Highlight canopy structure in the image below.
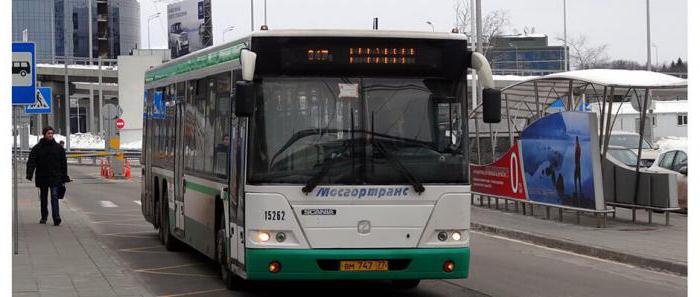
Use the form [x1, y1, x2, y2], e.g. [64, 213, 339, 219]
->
[469, 69, 687, 201]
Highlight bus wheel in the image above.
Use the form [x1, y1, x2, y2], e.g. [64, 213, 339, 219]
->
[217, 216, 243, 290]
[161, 194, 178, 251]
[392, 280, 420, 289]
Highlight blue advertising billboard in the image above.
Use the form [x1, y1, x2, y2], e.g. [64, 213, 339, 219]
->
[519, 112, 605, 210]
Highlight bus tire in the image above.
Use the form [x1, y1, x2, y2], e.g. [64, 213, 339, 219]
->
[392, 280, 420, 289]
[217, 215, 243, 290]
[161, 191, 179, 251]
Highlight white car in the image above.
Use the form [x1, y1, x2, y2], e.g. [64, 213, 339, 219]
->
[649, 148, 688, 210]
[607, 131, 659, 167]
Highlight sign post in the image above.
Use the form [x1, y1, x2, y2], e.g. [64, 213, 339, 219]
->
[12, 42, 36, 255]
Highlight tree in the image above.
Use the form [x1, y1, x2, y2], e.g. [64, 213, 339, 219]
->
[454, 0, 511, 55]
[558, 35, 608, 70]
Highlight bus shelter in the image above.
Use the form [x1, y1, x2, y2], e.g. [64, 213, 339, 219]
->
[469, 69, 687, 224]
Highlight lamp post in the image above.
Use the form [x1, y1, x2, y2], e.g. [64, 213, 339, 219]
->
[426, 21, 434, 32]
[222, 26, 236, 43]
[646, 0, 651, 71]
[652, 43, 658, 68]
[148, 12, 161, 49]
[563, 0, 568, 71]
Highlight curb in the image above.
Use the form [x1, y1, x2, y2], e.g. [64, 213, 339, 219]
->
[471, 222, 687, 276]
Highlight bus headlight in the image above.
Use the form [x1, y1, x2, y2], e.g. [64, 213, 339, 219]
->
[437, 231, 448, 241]
[257, 231, 271, 242]
[275, 232, 286, 243]
[451, 232, 462, 241]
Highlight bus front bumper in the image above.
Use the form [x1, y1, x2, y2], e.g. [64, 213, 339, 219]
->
[245, 247, 469, 280]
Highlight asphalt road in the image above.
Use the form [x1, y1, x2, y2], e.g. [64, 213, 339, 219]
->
[62, 165, 686, 297]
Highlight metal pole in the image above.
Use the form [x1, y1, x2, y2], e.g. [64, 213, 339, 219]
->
[563, 0, 568, 71]
[476, 0, 483, 53]
[633, 89, 650, 204]
[89, 86, 94, 133]
[505, 94, 513, 146]
[13, 107, 18, 255]
[64, 62, 71, 150]
[250, 0, 255, 32]
[98, 57, 103, 133]
[87, 0, 93, 64]
[264, 0, 268, 25]
[646, 0, 652, 71]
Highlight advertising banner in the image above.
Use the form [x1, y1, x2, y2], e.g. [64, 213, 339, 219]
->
[519, 112, 604, 210]
[167, 0, 212, 58]
[470, 143, 527, 200]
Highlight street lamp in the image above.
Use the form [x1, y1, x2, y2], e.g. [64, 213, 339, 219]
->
[148, 12, 161, 49]
[222, 26, 236, 43]
[652, 43, 659, 67]
[426, 21, 435, 32]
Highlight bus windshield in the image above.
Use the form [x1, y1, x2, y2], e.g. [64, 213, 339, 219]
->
[248, 77, 468, 185]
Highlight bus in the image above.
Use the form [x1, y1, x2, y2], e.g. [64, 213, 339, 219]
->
[141, 29, 501, 289]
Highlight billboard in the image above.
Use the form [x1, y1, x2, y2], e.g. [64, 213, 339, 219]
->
[470, 143, 527, 200]
[167, 0, 212, 58]
[519, 112, 604, 210]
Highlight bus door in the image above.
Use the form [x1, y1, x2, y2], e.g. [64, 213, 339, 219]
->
[142, 93, 153, 221]
[229, 115, 246, 266]
[173, 91, 186, 235]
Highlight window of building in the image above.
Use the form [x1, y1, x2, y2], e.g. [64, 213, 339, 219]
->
[677, 113, 688, 126]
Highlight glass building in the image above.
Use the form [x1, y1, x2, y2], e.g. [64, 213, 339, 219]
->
[13, 0, 141, 63]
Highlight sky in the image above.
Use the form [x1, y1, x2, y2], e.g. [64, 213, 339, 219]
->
[138, 0, 687, 66]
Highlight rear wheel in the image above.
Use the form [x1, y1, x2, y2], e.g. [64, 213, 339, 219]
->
[217, 215, 243, 290]
[392, 280, 421, 289]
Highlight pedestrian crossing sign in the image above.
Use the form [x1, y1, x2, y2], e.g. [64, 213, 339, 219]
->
[25, 87, 52, 114]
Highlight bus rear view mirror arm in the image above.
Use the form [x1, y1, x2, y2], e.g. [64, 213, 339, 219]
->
[470, 51, 501, 124]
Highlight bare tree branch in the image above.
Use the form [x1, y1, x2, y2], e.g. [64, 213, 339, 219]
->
[454, 0, 511, 53]
[557, 35, 609, 70]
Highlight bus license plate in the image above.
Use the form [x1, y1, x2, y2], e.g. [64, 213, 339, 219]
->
[339, 260, 389, 271]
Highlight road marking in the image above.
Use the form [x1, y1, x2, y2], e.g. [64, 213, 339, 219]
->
[100, 200, 118, 208]
[158, 288, 227, 297]
[134, 200, 142, 205]
[473, 230, 687, 279]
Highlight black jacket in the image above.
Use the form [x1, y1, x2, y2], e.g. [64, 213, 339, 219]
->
[26, 138, 69, 188]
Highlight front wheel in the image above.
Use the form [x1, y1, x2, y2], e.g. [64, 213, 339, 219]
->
[217, 216, 244, 290]
[161, 193, 179, 251]
[392, 280, 421, 289]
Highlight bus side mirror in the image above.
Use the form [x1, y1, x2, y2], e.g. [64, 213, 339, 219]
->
[234, 81, 256, 117]
[240, 49, 257, 82]
[482, 88, 501, 123]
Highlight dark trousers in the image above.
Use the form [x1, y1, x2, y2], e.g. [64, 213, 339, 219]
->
[39, 186, 61, 221]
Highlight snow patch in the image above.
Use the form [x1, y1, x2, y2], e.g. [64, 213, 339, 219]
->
[27, 132, 142, 150]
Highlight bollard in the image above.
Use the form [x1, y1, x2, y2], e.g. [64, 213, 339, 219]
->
[487, 197, 491, 208]
[495, 198, 499, 210]
[521, 202, 527, 215]
[529, 204, 534, 216]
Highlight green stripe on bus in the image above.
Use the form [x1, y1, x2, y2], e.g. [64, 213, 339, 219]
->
[145, 41, 248, 83]
[184, 180, 221, 196]
[245, 247, 470, 280]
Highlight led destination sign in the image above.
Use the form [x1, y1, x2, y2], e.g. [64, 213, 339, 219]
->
[305, 47, 421, 65]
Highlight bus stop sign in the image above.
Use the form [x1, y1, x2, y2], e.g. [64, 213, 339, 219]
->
[116, 119, 125, 129]
[12, 42, 36, 105]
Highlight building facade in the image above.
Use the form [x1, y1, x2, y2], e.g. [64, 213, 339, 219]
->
[486, 34, 567, 75]
[13, 0, 141, 63]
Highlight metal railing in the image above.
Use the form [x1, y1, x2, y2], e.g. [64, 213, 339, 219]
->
[15, 149, 141, 167]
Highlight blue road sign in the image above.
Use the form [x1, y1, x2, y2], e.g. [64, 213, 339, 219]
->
[25, 87, 52, 114]
[12, 42, 36, 105]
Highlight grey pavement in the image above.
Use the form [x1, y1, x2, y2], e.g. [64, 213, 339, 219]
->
[470, 197, 687, 275]
[12, 182, 154, 297]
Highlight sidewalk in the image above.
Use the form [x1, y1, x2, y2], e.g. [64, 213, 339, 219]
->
[470, 199, 687, 275]
[12, 182, 153, 297]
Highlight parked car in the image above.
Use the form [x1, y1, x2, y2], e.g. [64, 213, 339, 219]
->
[649, 148, 688, 211]
[606, 146, 639, 167]
[607, 131, 659, 167]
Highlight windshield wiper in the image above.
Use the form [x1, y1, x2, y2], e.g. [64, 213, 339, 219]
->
[301, 144, 351, 194]
[370, 138, 425, 194]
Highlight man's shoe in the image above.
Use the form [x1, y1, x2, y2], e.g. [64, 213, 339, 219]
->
[53, 219, 62, 226]
[39, 219, 46, 224]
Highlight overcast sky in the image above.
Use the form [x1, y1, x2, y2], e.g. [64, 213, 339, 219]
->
[139, 0, 687, 65]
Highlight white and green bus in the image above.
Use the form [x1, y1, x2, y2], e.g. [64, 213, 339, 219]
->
[141, 29, 501, 289]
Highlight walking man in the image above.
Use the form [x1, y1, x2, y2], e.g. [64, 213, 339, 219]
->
[26, 127, 69, 226]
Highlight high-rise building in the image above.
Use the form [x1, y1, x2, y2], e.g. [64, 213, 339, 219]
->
[12, 0, 141, 63]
